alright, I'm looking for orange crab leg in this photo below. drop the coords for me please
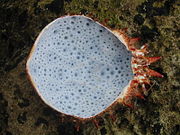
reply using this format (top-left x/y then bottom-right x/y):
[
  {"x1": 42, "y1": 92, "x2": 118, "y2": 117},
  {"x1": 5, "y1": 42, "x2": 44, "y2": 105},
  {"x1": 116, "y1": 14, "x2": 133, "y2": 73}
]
[
  {"x1": 145, "y1": 68, "x2": 164, "y2": 78},
  {"x1": 109, "y1": 110, "x2": 117, "y2": 122},
  {"x1": 113, "y1": 28, "x2": 163, "y2": 108},
  {"x1": 139, "y1": 44, "x2": 148, "y2": 53},
  {"x1": 134, "y1": 77, "x2": 151, "y2": 85},
  {"x1": 104, "y1": 18, "x2": 109, "y2": 24},
  {"x1": 146, "y1": 56, "x2": 161, "y2": 64},
  {"x1": 121, "y1": 28, "x2": 128, "y2": 32},
  {"x1": 129, "y1": 37, "x2": 141, "y2": 45},
  {"x1": 93, "y1": 119, "x2": 99, "y2": 129},
  {"x1": 135, "y1": 92, "x2": 145, "y2": 100},
  {"x1": 122, "y1": 99, "x2": 134, "y2": 108}
]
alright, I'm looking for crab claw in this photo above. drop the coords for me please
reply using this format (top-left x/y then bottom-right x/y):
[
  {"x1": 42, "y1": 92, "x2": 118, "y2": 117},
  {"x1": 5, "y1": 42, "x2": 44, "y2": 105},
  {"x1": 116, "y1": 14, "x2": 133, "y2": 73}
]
[{"x1": 146, "y1": 68, "x2": 164, "y2": 78}]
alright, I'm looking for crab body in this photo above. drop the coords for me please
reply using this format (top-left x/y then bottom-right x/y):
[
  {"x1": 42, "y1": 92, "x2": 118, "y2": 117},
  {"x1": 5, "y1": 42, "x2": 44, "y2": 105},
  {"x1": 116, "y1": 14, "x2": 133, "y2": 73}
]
[{"x1": 26, "y1": 15, "x2": 163, "y2": 129}]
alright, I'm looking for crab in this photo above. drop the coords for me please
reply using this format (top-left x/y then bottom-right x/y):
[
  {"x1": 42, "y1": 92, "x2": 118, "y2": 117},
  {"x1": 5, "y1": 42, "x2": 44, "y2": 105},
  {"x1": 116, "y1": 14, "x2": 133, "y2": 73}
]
[{"x1": 26, "y1": 14, "x2": 163, "y2": 130}]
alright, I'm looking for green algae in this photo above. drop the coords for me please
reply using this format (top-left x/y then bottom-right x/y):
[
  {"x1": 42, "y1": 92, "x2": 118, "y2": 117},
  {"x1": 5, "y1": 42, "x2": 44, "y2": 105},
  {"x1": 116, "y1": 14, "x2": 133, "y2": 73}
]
[{"x1": 0, "y1": 0, "x2": 179, "y2": 135}]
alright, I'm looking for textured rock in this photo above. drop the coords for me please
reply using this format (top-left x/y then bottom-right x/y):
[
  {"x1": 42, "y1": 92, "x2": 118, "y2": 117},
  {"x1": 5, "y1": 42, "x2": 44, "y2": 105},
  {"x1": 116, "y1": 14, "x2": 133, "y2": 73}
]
[{"x1": 0, "y1": 0, "x2": 179, "y2": 135}]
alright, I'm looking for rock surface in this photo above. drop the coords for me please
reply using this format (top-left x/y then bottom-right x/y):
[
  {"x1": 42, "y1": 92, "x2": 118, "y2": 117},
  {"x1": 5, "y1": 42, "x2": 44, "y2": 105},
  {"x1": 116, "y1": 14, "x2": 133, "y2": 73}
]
[{"x1": 0, "y1": 0, "x2": 179, "y2": 135}]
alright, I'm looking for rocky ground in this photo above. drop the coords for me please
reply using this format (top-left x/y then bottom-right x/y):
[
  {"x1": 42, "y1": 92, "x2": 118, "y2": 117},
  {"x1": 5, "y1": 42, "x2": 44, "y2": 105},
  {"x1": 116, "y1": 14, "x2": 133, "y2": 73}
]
[{"x1": 0, "y1": 0, "x2": 179, "y2": 135}]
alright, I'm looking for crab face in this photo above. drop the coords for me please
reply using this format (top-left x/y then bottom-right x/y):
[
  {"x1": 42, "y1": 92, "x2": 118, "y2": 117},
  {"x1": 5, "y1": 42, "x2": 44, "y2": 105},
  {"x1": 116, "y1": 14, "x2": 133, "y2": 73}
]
[{"x1": 26, "y1": 15, "x2": 163, "y2": 119}]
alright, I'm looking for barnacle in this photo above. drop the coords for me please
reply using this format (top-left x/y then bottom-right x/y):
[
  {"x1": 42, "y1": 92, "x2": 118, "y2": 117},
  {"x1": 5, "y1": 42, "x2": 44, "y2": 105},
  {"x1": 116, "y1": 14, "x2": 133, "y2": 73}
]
[{"x1": 26, "y1": 15, "x2": 163, "y2": 122}]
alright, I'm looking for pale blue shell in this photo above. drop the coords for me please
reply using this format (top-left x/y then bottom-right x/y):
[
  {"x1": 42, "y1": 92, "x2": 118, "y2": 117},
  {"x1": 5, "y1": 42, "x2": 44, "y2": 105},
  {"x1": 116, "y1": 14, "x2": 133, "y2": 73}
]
[{"x1": 27, "y1": 15, "x2": 133, "y2": 118}]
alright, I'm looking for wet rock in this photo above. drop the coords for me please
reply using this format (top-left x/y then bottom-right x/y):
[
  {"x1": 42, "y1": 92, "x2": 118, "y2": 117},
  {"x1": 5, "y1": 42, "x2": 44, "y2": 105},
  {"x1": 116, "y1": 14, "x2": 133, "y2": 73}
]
[
  {"x1": 57, "y1": 122, "x2": 81, "y2": 135},
  {"x1": 0, "y1": 0, "x2": 179, "y2": 134},
  {"x1": 140, "y1": 25, "x2": 159, "y2": 41},
  {"x1": 65, "y1": 0, "x2": 72, "y2": 2},
  {"x1": 100, "y1": 127, "x2": 107, "y2": 135},
  {"x1": 0, "y1": 94, "x2": 9, "y2": 134},
  {"x1": 152, "y1": 123, "x2": 162, "y2": 135},
  {"x1": 42, "y1": 107, "x2": 54, "y2": 116},
  {"x1": 5, "y1": 131, "x2": 12, "y2": 135},
  {"x1": 93, "y1": 1, "x2": 99, "y2": 9},
  {"x1": 171, "y1": 125, "x2": 179, "y2": 135},
  {"x1": 18, "y1": 10, "x2": 28, "y2": 27},
  {"x1": 18, "y1": 98, "x2": 30, "y2": 108},
  {"x1": 118, "y1": 118, "x2": 130, "y2": 128},
  {"x1": 44, "y1": 0, "x2": 64, "y2": 14},
  {"x1": 19, "y1": 72, "x2": 26, "y2": 79},
  {"x1": 17, "y1": 112, "x2": 27, "y2": 124},
  {"x1": 35, "y1": 117, "x2": 48, "y2": 127},
  {"x1": 80, "y1": 9, "x2": 88, "y2": 15},
  {"x1": 42, "y1": 107, "x2": 58, "y2": 120},
  {"x1": 98, "y1": 118, "x2": 105, "y2": 127},
  {"x1": 0, "y1": 93, "x2": 3, "y2": 100},
  {"x1": 134, "y1": 14, "x2": 144, "y2": 25},
  {"x1": 13, "y1": 86, "x2": 22, "y2": 98},
  {"x1": 34, "y1": 7, "x2": 42, "y2": 15},
  {"x1": 136, "y1": 0, "x2": 176, "y2": 17}
]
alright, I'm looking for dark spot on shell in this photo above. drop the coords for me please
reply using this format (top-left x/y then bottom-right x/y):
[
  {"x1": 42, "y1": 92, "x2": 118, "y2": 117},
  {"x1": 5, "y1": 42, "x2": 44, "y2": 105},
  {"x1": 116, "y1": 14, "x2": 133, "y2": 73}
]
[{"x1": 53, "y1": 30, "x2": 57, "y2": 33}]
